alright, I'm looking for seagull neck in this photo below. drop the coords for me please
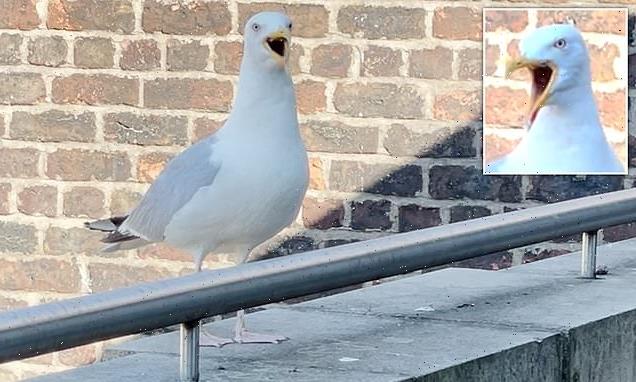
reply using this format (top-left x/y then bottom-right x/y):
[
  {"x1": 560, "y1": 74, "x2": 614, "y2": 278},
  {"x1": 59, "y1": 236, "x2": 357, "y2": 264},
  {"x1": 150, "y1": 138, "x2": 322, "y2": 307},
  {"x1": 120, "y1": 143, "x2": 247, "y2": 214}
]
[
  {"x1": 233, "y1": 63, "x2": 295, "y2": 111},
  {"x1": 532, "y1": 83, "x2": 601, "y2": 132}
]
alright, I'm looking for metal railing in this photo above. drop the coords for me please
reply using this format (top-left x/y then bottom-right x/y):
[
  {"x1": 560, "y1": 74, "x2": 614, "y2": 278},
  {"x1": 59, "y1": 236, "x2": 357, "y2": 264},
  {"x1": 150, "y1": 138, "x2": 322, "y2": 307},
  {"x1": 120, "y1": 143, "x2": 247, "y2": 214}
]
[{"x1": 1, "y1": 189, "x2": 636, "y2": 381}]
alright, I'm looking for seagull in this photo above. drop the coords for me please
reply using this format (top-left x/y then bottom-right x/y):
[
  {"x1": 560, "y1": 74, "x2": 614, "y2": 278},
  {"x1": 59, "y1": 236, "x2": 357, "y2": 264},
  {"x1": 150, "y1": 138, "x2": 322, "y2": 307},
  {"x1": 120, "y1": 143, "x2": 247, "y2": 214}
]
[
  {"x1": 486, "y1": 22, "x2": 624, "y2": 174},
  {"x1": 86, "y1": 12, "x2": 309, "y2": 346}
]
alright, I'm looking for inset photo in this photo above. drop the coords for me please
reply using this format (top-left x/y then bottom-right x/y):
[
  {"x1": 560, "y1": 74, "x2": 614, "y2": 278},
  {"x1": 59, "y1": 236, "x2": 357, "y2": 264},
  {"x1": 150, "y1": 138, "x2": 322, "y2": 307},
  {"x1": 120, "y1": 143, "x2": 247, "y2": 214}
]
[{"x1": 483, "y1": 8, "x2": 628, "y2": 175}]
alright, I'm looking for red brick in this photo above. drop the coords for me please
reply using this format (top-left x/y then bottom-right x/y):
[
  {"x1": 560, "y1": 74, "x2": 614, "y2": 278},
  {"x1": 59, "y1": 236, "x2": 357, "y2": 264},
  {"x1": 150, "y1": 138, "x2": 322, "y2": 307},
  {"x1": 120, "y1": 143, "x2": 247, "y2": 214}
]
[
  {"x1": 485, "y1": 10, "x2": 528, "y2": 33},
  {"x1": 110, "y1": 188, "x2": 141, "y2": 216},
  {"x1": 0, "y1": 0, "x2": 39, "y2": 30},
  {"x1": 433, "y1": 7, "x2": 481, "y2": 41},
  {"x1": 450, "y1": 205, "x2": 492, "y2": 223},
  {"x1": 433, "y1": 89, "x2": 481, "y2": 122},
  {"x1": 144, "y1": 78, "x2": 232, "y2": 111},
  {"x1": 44, "y1": 226, "x2": 103, "y2": 256},
  {"x1": 398, "y1": 204, "x2": 441, "y2": 232},
  {"x1": 18, "y1": 185, "x2": 57, "y2": 217},
  {"x1": 120, "y1": 39, "x2": 160, "y2": 71},
  {"x1": 506, "y1": 40, "x2": 530, "y2": 81},
  {"x1": 351, "y1": 200, "x2": 392, "y2": 231},
  {"x1": 237, "y1": 3, "x2": 328, "y2": 38},
  {"x1": 74, "y1": 37, "x2": 115, "y2": 69},
  {"x1": 0, "y1": 147, "x2": 40, "y2": 178},
  {"x1": 63, "y1": 186, "x2": 105, "y2": 218},
  {"x1": 334, "y1": 83, "x2": 424, "y2": 119},
  {"x1": 409, "y1": 47, "x2": 453, "y2": 79},
  {"x1": 167, "y1": 40, "x2": 209, "y2": 71},
  {"x1": 28, "y1": 36, "x2": 67, "y2": 67},
  {"x1": 596, "y1": 91, "x2": 626, "y2": 131},
  {"x1": 337, "y1": 6, "x2": 426, "y2": 40},
  {"x1": 137, "y1": 152, "x2": 173, "y2": 182},
  {"x1": 589, "y1": 43, "x2": 620, "y2": 82},
  {"x1": 301, "y1": 121, "x2": 378, "y2": 154},
  {"x1": 214, "y1": 41, "x2": 242, "y2": 75},
  {"x1": 296, "y1": 80, "x2": 326, "y2": 115},
  {"x1": 484, "y1": 86, "x2": 528, "y2": 127},
  {"x1": 0, "y1": 258, "x2": 81, "y2": 292},
  {"x1": 103, "y1": 112, "x2": 188, "y2": 146},
  {"x1": 88, "y1": 263, "x2": 173, "y2": 292},
  {"x1": 458, "y1": 48, "x2": 481, "y2": 81},
  {"x1": 46, "y1": 149, "x2": 131, "y2": 181},
  {"x1": 484, "y1": 133, "x2": 521, "y2": 164},
  {"x1": 52, "y1": 74, "x2": 138, "y2": 106},
  {"x1": 193, "y1": 118, "x2": 223, "y2": 142},
  {"x1": 309, "y1": 157, "x2": 325, "y2": 191},
  {"x1": 383, "y1": 124, "x2": 476, "y2": 158},
  {"x1": 485, "y1": 44, "x2": 500, "y2": 77},
  {"x1": 0, "y1": 183, "x2": 10, "y2": 215},
  {"x1": 48, "y1": 0, "x2": 134, "y2": 32},
  {"x1": 0, "y1": 221, "x2": 38, "y2": 253},
  {"x1": 0, "y1": 73, "x2": 45, "y2": 105},
  {"x1": 361, "y1": 46, "x2": 402, "y2": 77},
  {"x1": 429, "y1": 165, "x2": 521, "y2": 202},
  {"x1": 0, "y1": 34, "x2": 23, "y2": 64},
  {"x1": 330, "y1": 161, "x2": 422, "y2": 197},
  {"x1": 143, "y1": 0, "x2": 230, "y2": 35},
  {"x1": 137, "y1": 243, "x2": 192, "y2": 262},
  {"x1": 302, "y1": 198, "x2": 344, "y2": 229},
  {"x1": 10, "y1": 110, "x2": 96, "y2": 142},
  {"x1": 289, "y1": 44, "x2": 303, "y2": 75},
  {"x1": 311, "y1": 44, "x2": 352, "y2": 78},
  {"x1": 537, "y1": 10, "x2": 626, "y2": 35}
]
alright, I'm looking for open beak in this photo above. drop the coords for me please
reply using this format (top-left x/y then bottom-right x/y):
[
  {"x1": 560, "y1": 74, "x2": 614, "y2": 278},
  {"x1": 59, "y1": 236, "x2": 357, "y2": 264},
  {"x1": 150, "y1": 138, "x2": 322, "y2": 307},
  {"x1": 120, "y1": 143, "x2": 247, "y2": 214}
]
[
  {"x1": 506, "y1": 57, "x2": 557, "y2": 127},
  {"x1": 264, "y1": 30, "x2": 289, "y2": 67}
]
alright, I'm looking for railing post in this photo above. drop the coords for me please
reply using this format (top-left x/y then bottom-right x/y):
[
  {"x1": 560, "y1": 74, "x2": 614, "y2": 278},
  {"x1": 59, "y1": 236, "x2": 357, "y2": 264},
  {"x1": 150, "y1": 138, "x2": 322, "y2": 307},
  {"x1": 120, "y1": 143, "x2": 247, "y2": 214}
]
[
  {"x1": 581, "y1": 231, "x2": 598, "y2": 279},
  {"x1": 180, "y1": 320, "x2": 199, "y2": 382}
]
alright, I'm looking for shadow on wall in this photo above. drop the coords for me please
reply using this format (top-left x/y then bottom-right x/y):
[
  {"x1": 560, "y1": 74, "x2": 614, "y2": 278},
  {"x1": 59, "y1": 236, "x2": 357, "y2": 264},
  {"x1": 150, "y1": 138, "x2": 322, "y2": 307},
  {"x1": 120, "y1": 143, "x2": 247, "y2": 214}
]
[
  {"x1": 260, "y1": 14, "x2": 636, "y2": 271},
  {"x1": 260, "y1": 121, "x2": 633, "y2": 272}
]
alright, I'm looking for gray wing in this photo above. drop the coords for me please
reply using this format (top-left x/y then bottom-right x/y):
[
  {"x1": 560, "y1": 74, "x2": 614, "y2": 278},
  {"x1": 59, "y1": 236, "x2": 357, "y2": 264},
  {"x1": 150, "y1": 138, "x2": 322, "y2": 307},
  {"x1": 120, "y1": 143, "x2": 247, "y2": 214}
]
[{"x1": 120, "y1": 137, "x2": 220, "y2": 241}]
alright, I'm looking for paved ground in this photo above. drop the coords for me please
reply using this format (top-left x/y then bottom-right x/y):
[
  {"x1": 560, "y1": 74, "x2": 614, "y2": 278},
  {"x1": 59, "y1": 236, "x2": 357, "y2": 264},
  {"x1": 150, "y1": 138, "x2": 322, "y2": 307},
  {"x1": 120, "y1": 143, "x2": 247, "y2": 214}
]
[{"x1": 31, "y1": 239, "x2": 636, "y2": 381}]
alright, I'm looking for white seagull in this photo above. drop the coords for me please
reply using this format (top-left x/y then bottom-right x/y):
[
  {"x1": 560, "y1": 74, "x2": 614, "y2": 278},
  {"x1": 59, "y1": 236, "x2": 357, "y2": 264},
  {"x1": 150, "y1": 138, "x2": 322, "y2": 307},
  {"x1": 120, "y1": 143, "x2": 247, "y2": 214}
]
[
  {"x1": 486, "y1": 22, "x2": 624, "y2": 174},
  {"x1": 86, "y1": 12, "x2": 309, "y2": 346}
]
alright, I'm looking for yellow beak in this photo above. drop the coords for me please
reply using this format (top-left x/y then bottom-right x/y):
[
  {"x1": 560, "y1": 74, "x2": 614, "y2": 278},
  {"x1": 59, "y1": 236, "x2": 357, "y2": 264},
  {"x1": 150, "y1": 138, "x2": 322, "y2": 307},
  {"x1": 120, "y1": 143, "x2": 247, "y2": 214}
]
[
  {"x1": 265, "y1": 29, "x2": 290, "y2": 64},
  {"x1": 504, "y1": 56, "x2": 557, "y2": 126},
  {"x1": 505, "y1": 56, "x2": 538, "y2": 79}
]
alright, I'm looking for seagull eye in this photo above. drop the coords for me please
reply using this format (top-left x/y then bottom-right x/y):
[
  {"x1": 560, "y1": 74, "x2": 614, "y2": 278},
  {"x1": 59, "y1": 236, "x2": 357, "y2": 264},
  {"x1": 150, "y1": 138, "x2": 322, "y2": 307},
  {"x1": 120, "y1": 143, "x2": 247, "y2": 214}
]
[
  {"x1": 251, "y1": 23, "x2": 260, "y2": 32},
  {"x1": 288, "y1": 22, "x2": 292, "y2": 30},
  {"x1": 554, "y1": 39, "x2": 567, "y2": 49}
]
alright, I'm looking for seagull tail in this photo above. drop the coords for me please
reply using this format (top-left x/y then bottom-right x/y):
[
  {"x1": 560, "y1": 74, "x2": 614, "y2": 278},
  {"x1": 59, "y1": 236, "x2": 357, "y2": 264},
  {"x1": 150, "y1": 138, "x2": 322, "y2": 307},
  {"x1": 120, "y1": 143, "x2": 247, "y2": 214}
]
[
  {"x1": 85, "y1": 215, "x2": 149, "y2": 252},
  {"x1": 84, "y1": 216, "x2": 128, "y2": 232}
]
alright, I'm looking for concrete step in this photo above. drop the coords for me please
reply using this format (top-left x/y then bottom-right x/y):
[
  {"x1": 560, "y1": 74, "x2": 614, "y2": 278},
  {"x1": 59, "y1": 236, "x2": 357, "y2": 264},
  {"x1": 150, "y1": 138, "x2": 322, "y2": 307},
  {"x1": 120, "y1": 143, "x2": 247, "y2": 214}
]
[{"x1": 30, "y1": 239, "x2": 636, "y2": 382}]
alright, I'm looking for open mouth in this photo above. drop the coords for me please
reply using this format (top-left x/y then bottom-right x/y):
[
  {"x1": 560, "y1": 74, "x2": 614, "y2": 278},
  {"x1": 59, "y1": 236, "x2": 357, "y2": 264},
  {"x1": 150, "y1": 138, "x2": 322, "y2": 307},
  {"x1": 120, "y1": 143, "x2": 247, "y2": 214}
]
[
  {"x1": 266, "y1": 37, "x2": 287, "y2": 57},
  {"x1": 506, "y1": 57, "x2": 557, "y2": 127},
  {"x1": 528, "y1": 65, "x2": 556, "y2": 125}
]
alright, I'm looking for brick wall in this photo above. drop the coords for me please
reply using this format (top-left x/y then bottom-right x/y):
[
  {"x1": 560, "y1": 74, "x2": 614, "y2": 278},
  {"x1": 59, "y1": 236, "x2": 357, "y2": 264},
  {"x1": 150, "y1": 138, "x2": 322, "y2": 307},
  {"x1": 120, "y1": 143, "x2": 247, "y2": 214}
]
[
  {"x1": 0, "y1": 0, "x2": 634, "y2": 380},
  {"x1": 484, "y1": 8, "x2": 628, "y2": 166}
]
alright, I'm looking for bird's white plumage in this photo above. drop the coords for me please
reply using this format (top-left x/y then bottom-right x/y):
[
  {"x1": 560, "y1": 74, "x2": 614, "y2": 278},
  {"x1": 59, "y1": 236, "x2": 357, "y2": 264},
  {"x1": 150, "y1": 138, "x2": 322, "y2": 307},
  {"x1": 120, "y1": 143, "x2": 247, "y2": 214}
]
[
  {"x1": 102, "y1": 12, "x2": 308, "y2": 269},
  {"x1": 486, "y1": 23, "x2": 624, "y2": 175}
]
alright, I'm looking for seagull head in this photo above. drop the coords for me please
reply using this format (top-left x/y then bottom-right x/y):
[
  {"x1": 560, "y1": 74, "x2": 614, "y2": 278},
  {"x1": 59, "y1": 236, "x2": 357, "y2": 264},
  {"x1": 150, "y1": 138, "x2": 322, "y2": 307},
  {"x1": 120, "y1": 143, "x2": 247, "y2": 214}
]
[
  {"x1": 243, "y1": 12, "x2": 293, "y2": 71},
  {"x1": 506, "y1": 23, "x2": 590, "y2": 125}
]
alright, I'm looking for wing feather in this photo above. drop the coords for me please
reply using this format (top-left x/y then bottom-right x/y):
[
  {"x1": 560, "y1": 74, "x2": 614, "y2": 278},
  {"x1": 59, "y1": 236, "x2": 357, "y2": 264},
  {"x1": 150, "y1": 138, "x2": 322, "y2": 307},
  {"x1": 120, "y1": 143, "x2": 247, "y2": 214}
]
[{"x1": 120, "y1": 137, "x2": 220, "y2": 241}]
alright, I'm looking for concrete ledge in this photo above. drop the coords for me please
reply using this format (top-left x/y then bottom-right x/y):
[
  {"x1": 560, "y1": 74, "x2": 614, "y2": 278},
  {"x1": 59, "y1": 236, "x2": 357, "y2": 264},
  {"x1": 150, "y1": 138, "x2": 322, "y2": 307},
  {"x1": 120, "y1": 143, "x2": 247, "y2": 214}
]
[{"x1": 30, "y1": 239, "x2": 636, "y2": 381}]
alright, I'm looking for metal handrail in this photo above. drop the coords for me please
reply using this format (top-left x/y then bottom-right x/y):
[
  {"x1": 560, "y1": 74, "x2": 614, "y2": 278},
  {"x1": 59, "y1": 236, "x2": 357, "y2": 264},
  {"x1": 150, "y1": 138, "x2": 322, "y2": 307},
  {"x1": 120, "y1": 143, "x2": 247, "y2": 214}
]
[{"x1": 1, "y1": 188, "x2": 636, "y2": 380}]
